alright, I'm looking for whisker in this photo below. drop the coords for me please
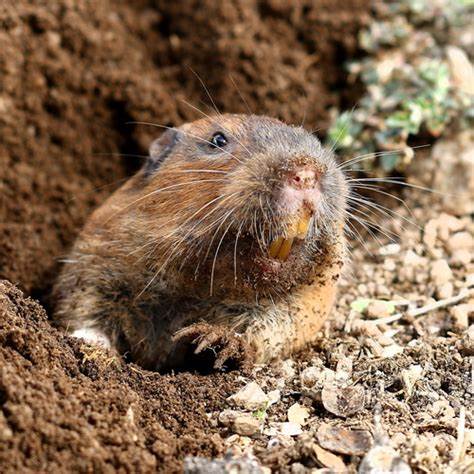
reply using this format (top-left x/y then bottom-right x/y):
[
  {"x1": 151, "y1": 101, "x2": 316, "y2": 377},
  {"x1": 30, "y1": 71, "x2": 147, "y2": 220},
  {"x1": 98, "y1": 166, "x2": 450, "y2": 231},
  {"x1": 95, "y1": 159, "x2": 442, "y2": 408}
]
[
  {"x1": 347, "y1": 204, "x2": 400, "y2": 243},
  {"x1": 210, "y1": 213, "x2": 236, "y2": 295},
  {"x1": 104, "y1": 178, "x2": 228, "y2": 224},
  {"x1": 188, "y1": 66, "x2": 221, "y2": 116},
  {"x1": 347, "y1": 177, "x2": 449, "y2": 196},
  {"x1": 174, "y1": 169, "x2": 228, "y2": 175},
  {"x1": 347, "y1": 193, "x2": 421, "y2": 231},
  {"x1": 233, "y1": 221, "x2": 244, "y2": 284},
  {"x1": 229, "y1": 74, "x2": 253, "y2": 115}
]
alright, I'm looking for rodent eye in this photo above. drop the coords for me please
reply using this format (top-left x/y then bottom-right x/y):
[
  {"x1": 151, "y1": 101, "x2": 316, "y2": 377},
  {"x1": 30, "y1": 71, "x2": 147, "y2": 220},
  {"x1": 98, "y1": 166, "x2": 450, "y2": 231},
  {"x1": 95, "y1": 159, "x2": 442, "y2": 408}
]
[{"x1": 209, "y1": 132, "x2": 228, "y2": 149}]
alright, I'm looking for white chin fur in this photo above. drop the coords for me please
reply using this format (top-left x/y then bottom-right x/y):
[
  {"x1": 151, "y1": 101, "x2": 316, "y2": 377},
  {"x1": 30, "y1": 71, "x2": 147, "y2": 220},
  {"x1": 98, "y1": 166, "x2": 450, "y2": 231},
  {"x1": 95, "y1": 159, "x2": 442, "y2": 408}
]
[{"x1": 71, "y1": 328, "x2": 111, "y2": 349}]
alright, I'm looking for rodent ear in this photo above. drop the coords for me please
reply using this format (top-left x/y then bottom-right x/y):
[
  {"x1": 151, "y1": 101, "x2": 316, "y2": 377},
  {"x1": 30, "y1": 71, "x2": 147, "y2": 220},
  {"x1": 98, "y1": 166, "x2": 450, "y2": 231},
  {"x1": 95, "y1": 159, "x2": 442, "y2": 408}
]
[{"x1": 146, "y1": 128, "x2": 179, "y2": 173}]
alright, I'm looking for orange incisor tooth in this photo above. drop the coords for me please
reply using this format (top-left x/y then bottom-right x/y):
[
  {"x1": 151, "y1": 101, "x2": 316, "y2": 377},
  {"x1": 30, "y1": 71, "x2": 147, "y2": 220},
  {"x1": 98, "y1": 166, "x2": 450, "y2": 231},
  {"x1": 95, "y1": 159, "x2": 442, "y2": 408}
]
[
  {"x1": 277, "y1": 238, "x2": 294, "y2": 261},
  {"x1": 268, "y1": 236, "x2": 284, "y2": 258},
  {"x1": 268, "y1": 211, "x2": 312, "y2": 260},
  {"x1": 297, "y1": 214, "x2": 311, "y2": 238}
]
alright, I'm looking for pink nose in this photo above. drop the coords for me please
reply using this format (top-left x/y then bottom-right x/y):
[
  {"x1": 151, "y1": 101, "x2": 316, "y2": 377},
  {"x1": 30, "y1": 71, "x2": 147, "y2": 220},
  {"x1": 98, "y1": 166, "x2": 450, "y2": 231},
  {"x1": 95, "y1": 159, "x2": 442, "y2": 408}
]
[{"x1": 288, "y1": 167, "x2": 317, "y2": 190}]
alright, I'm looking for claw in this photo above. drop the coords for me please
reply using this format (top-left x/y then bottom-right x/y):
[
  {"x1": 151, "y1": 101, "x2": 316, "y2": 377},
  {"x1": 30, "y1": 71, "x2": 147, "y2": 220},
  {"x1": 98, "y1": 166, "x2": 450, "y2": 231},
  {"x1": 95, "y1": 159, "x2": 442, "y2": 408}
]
[{"x1": 194, "y1": 332, "x2": 221, "y2": 354}]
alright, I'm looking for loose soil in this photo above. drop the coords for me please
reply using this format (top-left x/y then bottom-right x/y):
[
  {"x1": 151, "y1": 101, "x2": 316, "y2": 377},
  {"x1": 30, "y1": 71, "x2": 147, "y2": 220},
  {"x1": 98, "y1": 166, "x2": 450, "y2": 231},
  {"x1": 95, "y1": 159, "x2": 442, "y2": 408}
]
[{"x1": 1, "y1": 1, "x2": 472, "y2": 473}]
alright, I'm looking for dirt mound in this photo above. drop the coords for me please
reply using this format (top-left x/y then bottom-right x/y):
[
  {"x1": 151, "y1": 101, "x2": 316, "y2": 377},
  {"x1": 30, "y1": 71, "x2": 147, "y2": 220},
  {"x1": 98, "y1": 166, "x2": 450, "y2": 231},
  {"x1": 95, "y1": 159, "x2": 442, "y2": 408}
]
[
  {"x1": 0, "y1": 0, "x2": 368, "y2": 297},
  {"x1": 0, "y1": 280, "x2": 239, "y2": 472}
]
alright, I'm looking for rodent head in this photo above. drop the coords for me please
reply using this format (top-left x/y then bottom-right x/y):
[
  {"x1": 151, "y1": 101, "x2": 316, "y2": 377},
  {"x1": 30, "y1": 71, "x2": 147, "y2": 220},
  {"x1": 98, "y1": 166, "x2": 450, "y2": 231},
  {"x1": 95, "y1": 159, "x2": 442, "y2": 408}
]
[{"x1": 118, "y1": 114, "x2": 348, "y2": 302}]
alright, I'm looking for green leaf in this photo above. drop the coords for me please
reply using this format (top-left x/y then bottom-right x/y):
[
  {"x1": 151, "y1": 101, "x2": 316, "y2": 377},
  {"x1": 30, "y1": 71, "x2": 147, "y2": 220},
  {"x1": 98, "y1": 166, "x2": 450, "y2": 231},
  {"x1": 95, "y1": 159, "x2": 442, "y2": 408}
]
[{"x1": 350, "y1": 298, "x2": 372, "y2": 313}]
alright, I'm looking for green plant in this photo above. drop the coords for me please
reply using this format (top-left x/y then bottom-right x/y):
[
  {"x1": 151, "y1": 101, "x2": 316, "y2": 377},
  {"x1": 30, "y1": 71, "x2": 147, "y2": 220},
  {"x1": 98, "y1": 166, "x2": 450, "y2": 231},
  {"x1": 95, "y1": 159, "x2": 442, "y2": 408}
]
[{"x1": 328, "y1": 0, "x2": 474, "y2": 172}]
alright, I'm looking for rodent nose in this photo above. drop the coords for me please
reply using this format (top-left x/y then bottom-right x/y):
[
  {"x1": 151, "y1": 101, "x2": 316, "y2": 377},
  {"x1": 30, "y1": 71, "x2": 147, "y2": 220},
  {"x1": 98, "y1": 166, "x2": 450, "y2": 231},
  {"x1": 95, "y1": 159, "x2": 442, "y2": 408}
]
[{"x1": 288, "y1": 167, "x2": 317, "y2": 190}]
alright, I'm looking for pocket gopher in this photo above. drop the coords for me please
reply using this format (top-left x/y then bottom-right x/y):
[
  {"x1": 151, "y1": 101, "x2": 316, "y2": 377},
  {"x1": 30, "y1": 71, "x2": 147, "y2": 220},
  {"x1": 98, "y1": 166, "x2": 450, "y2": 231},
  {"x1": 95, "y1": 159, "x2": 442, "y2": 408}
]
[{"x1": 53, "y1": 114, "x2": 348, "y2": 370}]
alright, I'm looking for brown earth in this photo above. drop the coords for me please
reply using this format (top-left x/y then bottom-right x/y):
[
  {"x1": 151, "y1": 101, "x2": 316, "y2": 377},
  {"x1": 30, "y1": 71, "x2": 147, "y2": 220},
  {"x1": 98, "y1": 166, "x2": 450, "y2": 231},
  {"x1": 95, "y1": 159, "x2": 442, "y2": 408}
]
[{"x1": 2, "y1": 1, "x2": 472, "y2": 473}]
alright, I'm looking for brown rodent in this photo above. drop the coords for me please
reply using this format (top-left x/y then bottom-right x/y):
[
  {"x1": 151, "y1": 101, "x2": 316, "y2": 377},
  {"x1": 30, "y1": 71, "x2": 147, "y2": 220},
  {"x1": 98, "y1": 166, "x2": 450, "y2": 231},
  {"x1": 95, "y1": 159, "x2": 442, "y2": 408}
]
[{"x1": 53, "y1": 114, "x2": 348, "y2": 370}]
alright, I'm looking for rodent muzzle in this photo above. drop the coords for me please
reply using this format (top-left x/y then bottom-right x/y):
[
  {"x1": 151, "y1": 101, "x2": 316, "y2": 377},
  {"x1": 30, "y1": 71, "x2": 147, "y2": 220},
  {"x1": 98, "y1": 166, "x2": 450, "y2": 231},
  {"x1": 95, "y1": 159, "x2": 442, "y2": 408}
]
[{"x1": 268, "y1": 165, "x2": 320, "y2": 261}]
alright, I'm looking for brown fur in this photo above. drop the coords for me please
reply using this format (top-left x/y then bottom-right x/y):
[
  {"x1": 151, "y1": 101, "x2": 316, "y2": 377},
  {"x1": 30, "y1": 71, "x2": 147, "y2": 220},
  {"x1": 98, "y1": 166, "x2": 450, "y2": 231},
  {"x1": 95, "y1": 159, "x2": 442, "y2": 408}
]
[{"x1": 53, "y1": 114, "x2": 348, "y2": 370}]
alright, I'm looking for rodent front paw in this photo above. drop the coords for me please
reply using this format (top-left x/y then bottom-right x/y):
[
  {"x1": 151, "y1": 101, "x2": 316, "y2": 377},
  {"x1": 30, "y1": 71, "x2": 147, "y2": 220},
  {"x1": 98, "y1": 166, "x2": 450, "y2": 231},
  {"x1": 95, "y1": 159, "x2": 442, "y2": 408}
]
[{"x1": 172, "y1": 322, "x2": 251, "y2": 370}]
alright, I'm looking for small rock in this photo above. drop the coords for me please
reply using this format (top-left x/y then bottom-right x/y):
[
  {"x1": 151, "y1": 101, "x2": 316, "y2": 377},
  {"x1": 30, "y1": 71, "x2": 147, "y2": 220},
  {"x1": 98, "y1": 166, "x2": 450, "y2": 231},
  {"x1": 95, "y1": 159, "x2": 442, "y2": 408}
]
[
  {"x1": 403, "y1": 250, "x2": 425, "y2": 267},
  {"x1": 358, "y1": 445, "x2": 412, "y2": 474},
  {"x1": 317, "y1": 423, "x2": 372, "y2": 455},
  {"x1": 300, "y1": 366, "x2": 322, "y2": 387},
  {"x1": 446, "y1": 45, "x2": 474, "y2": 95},
  {"x1": 423, "y1": 219, "x2": 438, "y2": 249},
  {"x1": 219, "y1": 409, "x2": 240, "y2": 426},
  {"x1": 267, "y1": 435, "x2": 295, "y2": 450},
  {"x1": 265, "y1": 422, "x2": 303, "y2": 437},
  {"x1": 430, "y1": 132, "x2": 474, "y2": 215},
  {"x1": 436, "y1": 282, "x2": 453, "y2": 299},
  {"x1": 290, "y1": 463, "x2": 306, "y2": 474},
  {"x1": 232, "y1": 414, "x2": 261, "y2": 436},
  {"x1": 321, "y1": 384, "x2": 365, "y2": 418},
  {"x1": 279, "y1": 359, "x2": 296, "y2": 380},
  {"x1": 450, "y1": 304, "x2": 474, "y2": 331},
  {"x1": 379, "y1": 243, "x2": 401, "y2": 256},
  {"x1": 184, "y1": 454, "x2": 267, "y2": 474},
  {"x1": 430, "y1": 259, "x2": 453, "y2": 286},
  {"x1": 224, "y1": 434, "x2": 252, "y2": 450},
  {"x1": 219, "y1": 410, "x2": 261, "y2": 436},
  {"x1": 335, "y1": 356, "x2": 353, "y2": 381},
  {"x1": 450, "y1": 249, "x2": 472, "y2": 266},
  {"x1": 429, "y1": 399, "x2": 455, "y2": 422},
  {"x1": 287, "y1": 403, "x2": 310, "y2": 426},
  {"x1": 313, "y1": 444, "x2": 346, "y2": 472},
  {"x1": 381, "y1": 344, "x2": 404, "y2": 358},
  {"x1": 383, "y1": 259, "x2": 397, "y2": 272},
  {"x1": 227, "y1": 382, "x2": 269, "y2": 411},
  {"x1": 401, "y1": 364, "x2": 423, "y2": 397},
  {"x1": 367, "y1": 300, "x2": 394, "y2": 319},
  {"x1": 267, "y1": 389, "x2": 281, "y2": 406},
  {"x1": 447, "y1": 231, "x2": 474, "y2": 253}
]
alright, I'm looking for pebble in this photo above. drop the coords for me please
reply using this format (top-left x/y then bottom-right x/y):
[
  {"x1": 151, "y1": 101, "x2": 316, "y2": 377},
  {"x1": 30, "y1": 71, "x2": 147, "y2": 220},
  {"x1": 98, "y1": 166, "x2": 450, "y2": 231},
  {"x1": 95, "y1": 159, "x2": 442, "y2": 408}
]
[
  {"x1": 450, "y1": 249, "x2": 472, "y2": 266},
  {"x1": 430, "y1": 259, "x2": 453, "y2": 286},
  {"x1": 401, "y1": 365, "x2": 423, "y2": 397},
  {"x1": 312, "y1": 444, "x2": 346, "y2": 472},
  {"x1": 317, "y1": 423, "x2": 372, "y2": 456},
  {"x1": 450, "y1": 304, "x2": 474, "y2": 331},
  {"x1": 436, "y1": 281, "x2": 454, "y2": 299},
  {"x1": 358, "y1": 445, "x2": 412, "y2": 474},
  {"x1": 267, "y1": 390, "x2": 281, "y2": 406},
  {"x1": 219, "y1": 409, "x2": 261, "y2": 436},
  {"x1": 383, "y1": 258, "x2": 397, "y2": 272},
  {"x1": 300, "y1": 366, "x2": 322, "y2": 387},
  {"x1": 321, "y1": 384, "x2": 365, "y2": 418},
  {"x1": 265, "y1": 422, "x2": 303, "y2": 437},
  {"x1": 287, "y1": 403, "x2": 310, "y2": 426},
  {"x1": 279, "y1": 359, "x2": 296, "y2": 380},
  {"x1": 423, "y1": 219, "x2": 438, "y2": 249},
  {"x1": 381, "y1": 344, "x2": 404, "y2": 358},
  {"x1": 447, "y1": 231, "x2": 473, "y2": 253},
  {"x1": 379, "y1": 243, "x2": 401, "y2": 256},
  {"x1": 446, "y1": 45, "x2": 474, "y2": 95},
  {"x1": 232, "y1": 414, "x2": 261, "y2": 436},
  {"x1": 227, "y1": 382, "x2": 269, "y2": 411},
  {"x1": 367, "y1": 300, "x2": 394, "y2": 319}
]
